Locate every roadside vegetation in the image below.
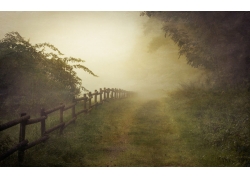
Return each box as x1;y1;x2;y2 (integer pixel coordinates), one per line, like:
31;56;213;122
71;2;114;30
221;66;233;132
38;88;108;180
0;32;97;118
166;84;250;166
1;87;249;166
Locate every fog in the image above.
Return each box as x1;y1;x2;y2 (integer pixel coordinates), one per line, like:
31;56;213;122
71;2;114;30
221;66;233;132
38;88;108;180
0;11;206;99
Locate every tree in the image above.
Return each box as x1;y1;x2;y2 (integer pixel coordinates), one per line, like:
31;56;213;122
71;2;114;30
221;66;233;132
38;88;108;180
142;12;250;88
0;32;97;114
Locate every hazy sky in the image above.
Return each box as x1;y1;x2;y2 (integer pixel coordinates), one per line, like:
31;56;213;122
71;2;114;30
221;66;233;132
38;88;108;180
0;11;205;97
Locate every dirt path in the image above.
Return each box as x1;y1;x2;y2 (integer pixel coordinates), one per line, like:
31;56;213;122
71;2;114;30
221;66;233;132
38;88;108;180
85;98;196;166
11;97;197;167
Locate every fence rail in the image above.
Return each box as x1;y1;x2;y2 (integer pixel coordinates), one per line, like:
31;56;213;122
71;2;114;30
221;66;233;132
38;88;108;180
0;87;134;163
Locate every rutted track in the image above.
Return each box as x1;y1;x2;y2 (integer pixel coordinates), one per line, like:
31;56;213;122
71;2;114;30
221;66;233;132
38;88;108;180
1;97;197;166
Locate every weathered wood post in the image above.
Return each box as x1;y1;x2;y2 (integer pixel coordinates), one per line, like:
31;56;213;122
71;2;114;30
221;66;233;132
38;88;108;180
111;88;114;99
83;94;88;111
40;108;46;136
104;87;106;101
100;88;103;104
114;88;117;99
107;88;110;100
94;90;98;107
88;92;92;112
59;103;64;134
18;113;28;163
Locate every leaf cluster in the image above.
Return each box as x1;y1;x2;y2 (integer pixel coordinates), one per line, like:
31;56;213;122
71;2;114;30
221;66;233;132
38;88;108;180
0;32;97;115
143;12;250;88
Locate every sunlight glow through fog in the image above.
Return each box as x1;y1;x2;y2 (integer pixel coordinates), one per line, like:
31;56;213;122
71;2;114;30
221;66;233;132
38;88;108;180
0;11;205;98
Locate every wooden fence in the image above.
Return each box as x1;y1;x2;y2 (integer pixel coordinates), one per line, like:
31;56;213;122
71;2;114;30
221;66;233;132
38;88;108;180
0;88;133;163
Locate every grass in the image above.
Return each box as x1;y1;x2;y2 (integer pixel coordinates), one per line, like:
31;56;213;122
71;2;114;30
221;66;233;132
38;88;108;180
1;86;249;166
165;84;250;166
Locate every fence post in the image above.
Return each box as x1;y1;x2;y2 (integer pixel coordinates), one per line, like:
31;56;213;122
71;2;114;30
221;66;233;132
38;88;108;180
18;113;28;163
40;108;46;136
111;88;114;99
107;88;110;100
83;94;88;111
59;103;64;134
104;87;106;101
114;88;117;99
100;88;103;104
94;90;98;106
88;92;92;110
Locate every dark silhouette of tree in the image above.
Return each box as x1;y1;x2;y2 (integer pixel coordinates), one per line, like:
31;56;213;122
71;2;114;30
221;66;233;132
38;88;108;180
142;12;250;88
0;32;97;113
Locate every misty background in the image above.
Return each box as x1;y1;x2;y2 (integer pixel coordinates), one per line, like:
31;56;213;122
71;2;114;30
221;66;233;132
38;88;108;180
0;11;205;98
1;7;250;170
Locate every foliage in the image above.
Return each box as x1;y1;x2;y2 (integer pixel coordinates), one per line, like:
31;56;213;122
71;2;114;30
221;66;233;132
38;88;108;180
142;12;250;88
0;32;97;115
167;84;250;166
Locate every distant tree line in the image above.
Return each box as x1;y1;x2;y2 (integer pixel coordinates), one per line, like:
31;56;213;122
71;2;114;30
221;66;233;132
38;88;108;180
141;12;250;89
0;32;97;114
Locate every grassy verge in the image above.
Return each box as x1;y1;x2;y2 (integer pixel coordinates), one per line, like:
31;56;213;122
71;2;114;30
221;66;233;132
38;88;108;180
165;85;250;166
1;86;249;166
